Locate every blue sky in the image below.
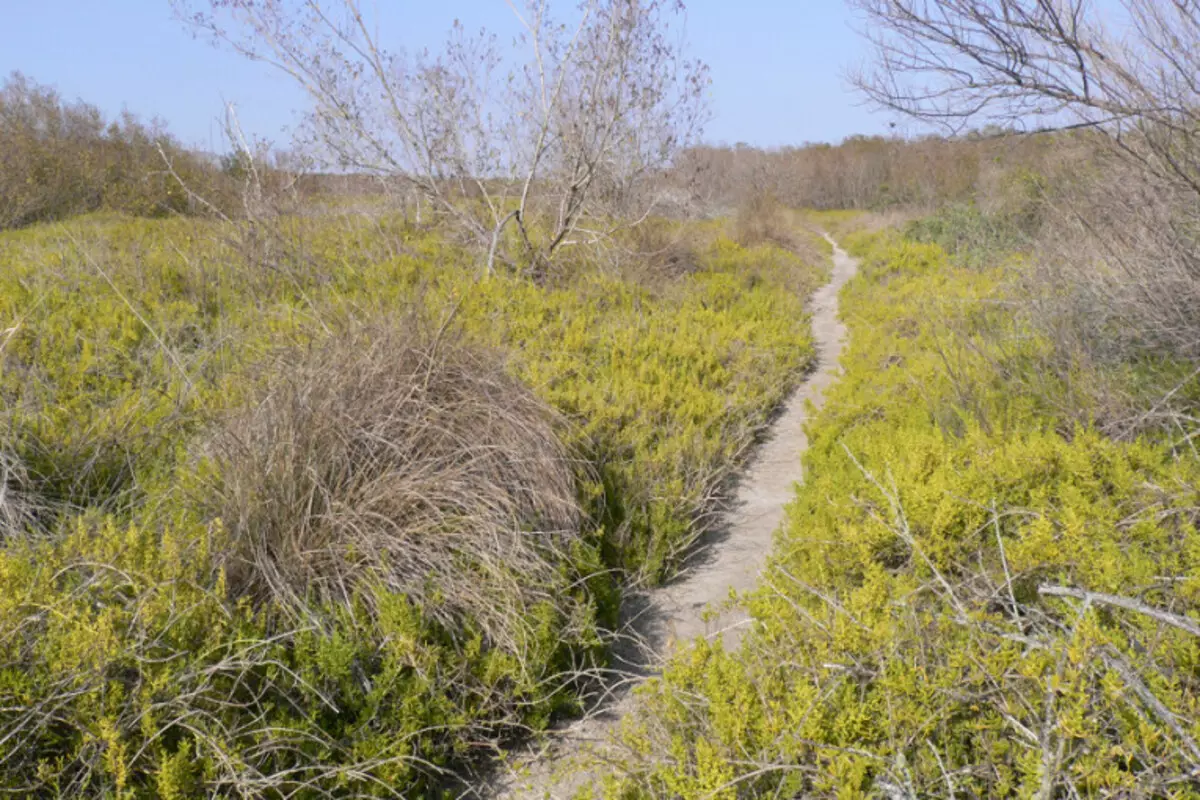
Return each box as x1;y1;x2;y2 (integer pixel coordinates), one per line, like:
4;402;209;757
0;1;893;151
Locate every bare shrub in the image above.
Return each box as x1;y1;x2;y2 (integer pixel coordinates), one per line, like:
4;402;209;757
1030;161;1200;365
196;320;587;650
175;0;709;271
599;218;705;288
849;0;1200;208
1009;157;1200;435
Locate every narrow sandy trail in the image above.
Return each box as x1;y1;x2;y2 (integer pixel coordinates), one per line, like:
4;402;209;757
489;236;858;799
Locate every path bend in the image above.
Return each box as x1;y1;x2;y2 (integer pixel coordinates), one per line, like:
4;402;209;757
489;236;859;798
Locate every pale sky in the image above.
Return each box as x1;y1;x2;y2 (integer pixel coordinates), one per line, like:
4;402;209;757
0;1;896;151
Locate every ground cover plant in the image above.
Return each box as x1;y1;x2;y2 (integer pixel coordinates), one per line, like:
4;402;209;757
0;204;826;796
603;227;1200;798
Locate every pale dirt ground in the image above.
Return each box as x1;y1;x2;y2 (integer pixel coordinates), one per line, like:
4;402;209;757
484;237;859;799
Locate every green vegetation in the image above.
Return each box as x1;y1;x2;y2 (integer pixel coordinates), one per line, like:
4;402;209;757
19;0;1200;791
0;209;826;795
607;231;1200;797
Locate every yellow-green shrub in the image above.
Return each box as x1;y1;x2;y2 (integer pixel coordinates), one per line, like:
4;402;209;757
0;514;604;796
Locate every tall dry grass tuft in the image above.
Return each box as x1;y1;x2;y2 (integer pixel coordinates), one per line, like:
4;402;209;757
733;193;826;267
603;219;706;288
732;191;791;248
196;320;587;650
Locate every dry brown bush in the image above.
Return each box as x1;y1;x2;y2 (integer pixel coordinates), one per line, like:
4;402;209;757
732;191;792;249
1015;156;1200;435
1031;163;1200;364
196;320;588;649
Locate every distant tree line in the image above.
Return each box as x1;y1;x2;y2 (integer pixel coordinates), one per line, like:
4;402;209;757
669;131;1086;214
0;72;231;230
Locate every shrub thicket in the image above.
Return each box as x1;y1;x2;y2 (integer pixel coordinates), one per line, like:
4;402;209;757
0;73;226;230
671;131;1077;214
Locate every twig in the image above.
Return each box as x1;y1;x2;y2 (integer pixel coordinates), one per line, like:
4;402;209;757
1038;584;1200;638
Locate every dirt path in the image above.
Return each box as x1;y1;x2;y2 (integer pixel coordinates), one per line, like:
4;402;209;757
488;236;858;798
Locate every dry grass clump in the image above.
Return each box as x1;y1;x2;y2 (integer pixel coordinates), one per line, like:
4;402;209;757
197;321;587;648
732;191;791;248
602;219;706;287
0;451;35;540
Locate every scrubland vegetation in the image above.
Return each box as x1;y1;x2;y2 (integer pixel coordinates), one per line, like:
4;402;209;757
606;227;1200;796
0;6;835;793
673;131;1066;213
0;199;824;795
9;0;1200;795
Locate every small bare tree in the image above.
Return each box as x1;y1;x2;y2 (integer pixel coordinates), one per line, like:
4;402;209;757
174;0;708;274
849;0;1200;199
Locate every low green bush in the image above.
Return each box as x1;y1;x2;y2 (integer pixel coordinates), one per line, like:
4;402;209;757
904;169;1045;269
903;203;1029;269
0;513;607;796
